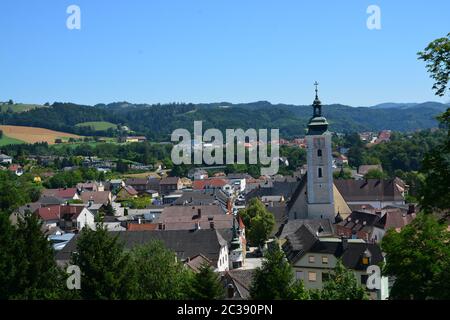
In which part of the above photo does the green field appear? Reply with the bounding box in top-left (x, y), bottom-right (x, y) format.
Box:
top-left (0, 103), bottom-right (45, 113)
top-left (0, 134), bottom-right (25, 146)
top-left (75, 121), bottom-right (117, 131)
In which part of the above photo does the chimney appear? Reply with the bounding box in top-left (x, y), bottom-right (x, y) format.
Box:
top-left (227, 284), bottom-right (235, 299)
top-left (341, 236), bottom-right (348, 250)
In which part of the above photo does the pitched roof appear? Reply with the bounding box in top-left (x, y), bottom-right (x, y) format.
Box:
top-left (80, 191), bottom-right (111, 205)
top-left (186, 254), bottom-right (213, 273)
top-left (374, 209), bottom-right (416, 230)
top-left (160, 177), bottom-right (180, 185)
top-left (222, 269), bottom-right (255, 299)
top-left (125, 178), bottom-right (148, 186)
top-left (337, 211), bottom-right (381, 234)
top-left (42, 188), bottom-right (78, 199)
top-left (156, 205), bottom-right (234, 230)
top-left (56, 229), bottom-right (230, 265)
top-left (283, 226), bottom-right (384, 270)
top-left (278, 218), bottom-right (335, 239)
top-left (334, 179), bottom-right (404, 202)
top-left (35, 205), bottom-right (86, 221)
top-left (172, 190), bottom-right (229, 206)
top-left (192, 178), bottom-right (230, 190)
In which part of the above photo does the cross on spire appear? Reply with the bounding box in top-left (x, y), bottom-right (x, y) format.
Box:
top-left (314, 81), bottom-right (319, 99)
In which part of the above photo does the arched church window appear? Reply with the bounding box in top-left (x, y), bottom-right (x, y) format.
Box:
top-left (317, 149), bottom-right (322, 157)
top-left (318, 167), bottom-right (323, 178)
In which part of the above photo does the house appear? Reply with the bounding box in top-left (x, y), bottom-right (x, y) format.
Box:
top-left (227, 173), bottom-right (250, 192)
top-left (159, 176), bottom-right (182, 195)
top-left (155, 205), bottom-right (235, 231)
top-left (116, 185), bottom-right (139, 201)
top-left (0, 153), bottom-right (13, 164)
top-left (125, 136), bottom-right (147, 143)
top-left (41, 188), bottom-right (80, 201)
top-left (282, 225), bottom-right (389, 300)
top-left (188, 168), bottom-right (209, 180)
top-left (371, 205), bottom-right (417, 243)
top-left (79, 191), bottom-right (112, 206)
top-left (76, 181), bottom-right (104, 192)
top-left (335, 154), bottom-right (348, 166)
top-left (125, 178), bottom-right (150, 193)
top-left (192, 178), bottom-right (233, 196)
top-left (8, 164), bottom-right (23, 176)
top-left (335, 211), bottom-right (382, 242)
top-left (35, 205), bottom-right (95, 232)
top-left (358, 164), bottom-right (383, 176)
top-left (56, 229), bottom-right (232, 271)
top-left (221, 269), bottom-right (255, 300)
top-left (172, 190), bottom-right (230, 213)
top-left (108, 179), bottom-right (125, 192)
top-left (334, 178), bottom-right (406, 209)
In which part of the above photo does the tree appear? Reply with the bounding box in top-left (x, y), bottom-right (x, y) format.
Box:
top-left (8, 99), bottom-right (13, 105)
top-left (0, 212), bottom-right (17, 299)
top-left (71, 224), bottom-right (135, 299)
top-left (381, 213), bottom-right (450, 299)
top-left (190, 263), bottom-right (225, 300)
top-left (11, 211), bottom-right (68, 299)
top-left (419, 109), bottom-right (450, 215)
top-left (239, 198), bottom-right (275, 247)
top-left (333, 168), bottom-right (352, 179)
top-left (418, 32), bottom-right (450, 97)
top-left (129, 241), bottom-right (192, 299)
top-left (250, 243), bottom-right (309, 300)
top-left (364, 169), bottom-right (386, 179)
top-left (314, 260), bottom-right (368, 300)
top-left (116, 159), bottom-right (129, 173)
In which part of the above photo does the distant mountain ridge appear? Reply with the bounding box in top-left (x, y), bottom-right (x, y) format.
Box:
top-left (1, 100), bottom-right (448, 141)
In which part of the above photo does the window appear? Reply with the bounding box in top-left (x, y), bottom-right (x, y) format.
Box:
top-left (308, 255), bottom-right (315, 263)
top-left (295, 271), bottom-right (304, 280)
top-left (308, 272), bottom-right (317, 282)
top-left (361, 274), bottom-right (368, 285)
top-left (317, 149), bottom-right (322, 157)
top-left (322, 256), bottom-right (329, 264)
top-left (318, 167), bottom-right (323, 178)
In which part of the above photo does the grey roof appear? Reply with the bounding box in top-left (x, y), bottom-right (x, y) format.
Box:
top-left (337, 211), bottom-right (381, 233)
top-left (38, 195), bottom-right (65, 206)
top-left (173, 190), bottom-right (229, 207)
top-left (222, 269), bottom-right (255, 300)
top-left (266, 204), bottom-right (288, 237)
top-left (282, 226), bottom-right (384, 270)
top-left (55, 229), bottom-right (231, 266)
top-left (246, 178), bottom-right (301, 202)
top-left (278, 218), bottom-right (335, 239)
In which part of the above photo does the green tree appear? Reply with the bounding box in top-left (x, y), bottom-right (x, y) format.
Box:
top-left (364, 169), bottom-right (387, 179)
top-left (333, 168), bottom-right (352, 180)
top-left (12, 212), bottom-right (67, 299)
top-left (129, 241), bottom-right (192, 299)
top-left (115, 159), bottom-right (129, 173)
top-left (8, 99), bottom-right (13, 105)
top-left (418, 32), bottom-right (450, 96)
top-left (314, 260), bottom-right (368, 300)
top-left (419, 109), bottom-right (450, 215)
top-left (71, 224), bottom-right (135, 299)
top-left (0, 212), bottom-right (17, 299)
top-left (381, 213), bottom-right (450, 299)
top-left (239, 198), bottom-right (275, 247)
top-left (250, 243), bottom-right (309, 300)
top-left (190, 263), bottom-right (225, 300)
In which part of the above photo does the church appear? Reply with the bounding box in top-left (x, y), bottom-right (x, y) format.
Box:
top-left (287, 84), bottom-right (405, 222)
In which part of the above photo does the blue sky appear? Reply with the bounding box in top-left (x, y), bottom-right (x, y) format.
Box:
top-left (0, 0), bottom-right (449, 106)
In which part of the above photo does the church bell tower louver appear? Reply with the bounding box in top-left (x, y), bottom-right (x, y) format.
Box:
top-left (305, 82), bottom-right (335, 220)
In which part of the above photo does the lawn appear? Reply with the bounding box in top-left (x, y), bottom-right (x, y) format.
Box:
top-left (75, 121), bottom-right (117, 131)
top-left (0, 103), bottom-right (45, 113)
top-left (0, 134), bottom-right (25, 146)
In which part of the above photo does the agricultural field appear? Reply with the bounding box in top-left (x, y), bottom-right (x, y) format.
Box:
top-left (0, 134), bottom-right (25, 146)
top-left (0, 103), bottom-right (46, 113)
top-left (75, 121), bottom-right (117, 131)
top-left (0, 125), bottom-right (81, 145)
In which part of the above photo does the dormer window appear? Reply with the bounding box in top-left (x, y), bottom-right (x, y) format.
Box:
top-left (317, 149), bottom-right (322, 157)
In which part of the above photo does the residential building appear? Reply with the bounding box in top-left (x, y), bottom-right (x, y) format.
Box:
top-left (159, 176), bottom-right (182, 195)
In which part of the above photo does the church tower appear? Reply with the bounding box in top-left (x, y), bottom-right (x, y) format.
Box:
top-left (305, 82), bottom-right (335, 220)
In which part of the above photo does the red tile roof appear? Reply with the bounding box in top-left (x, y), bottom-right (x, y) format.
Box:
top-left (35, 205), bottom-right (85, 221)
top-left (193, 178), bottom-right (229, 190)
